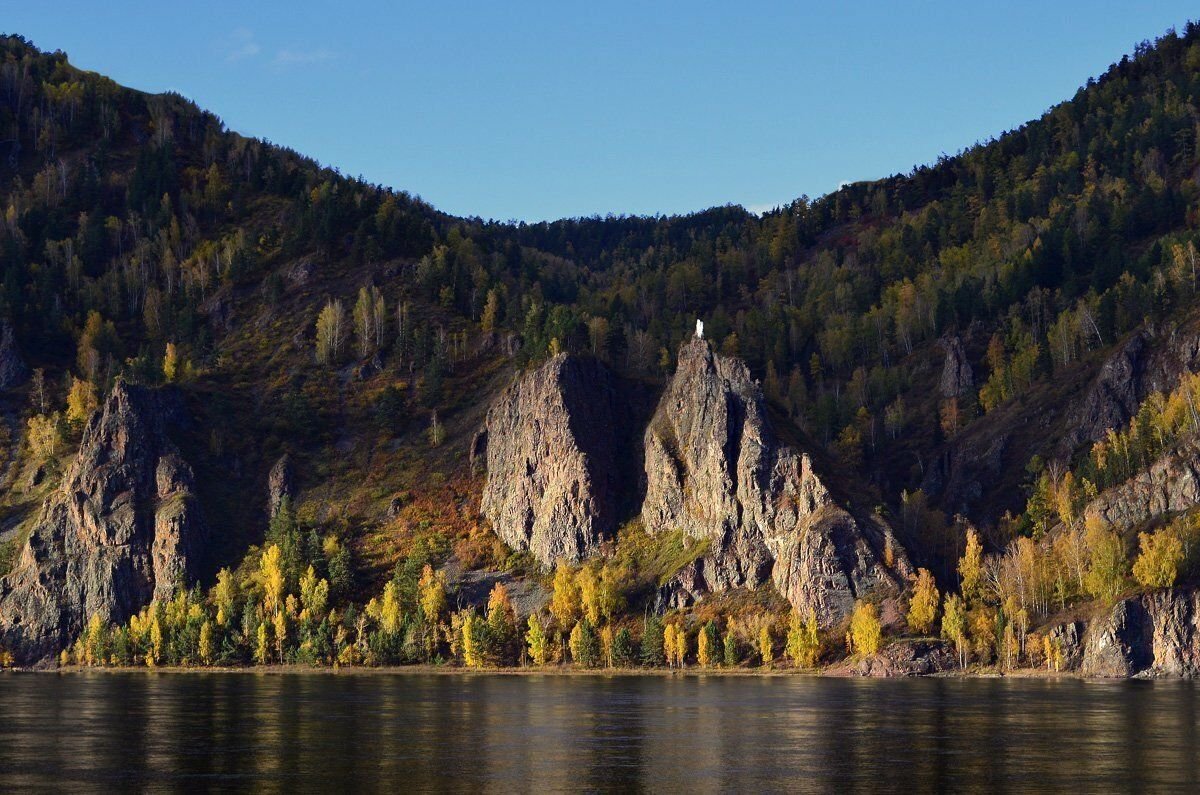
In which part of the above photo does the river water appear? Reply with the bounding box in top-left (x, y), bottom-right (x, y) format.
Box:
top-left (0, 671), bottom-right (1196, 792)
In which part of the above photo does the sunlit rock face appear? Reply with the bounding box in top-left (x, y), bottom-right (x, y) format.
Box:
top-left (0, 382), bottom-right (204, 664)
top-left (642, 338), bottom-right (910, 626)
top-left (480, 354), bottom-right (621, 566)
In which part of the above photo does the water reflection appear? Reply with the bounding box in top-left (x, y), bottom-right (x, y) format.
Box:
top-left (0, 671), bottom-right (1197, 791)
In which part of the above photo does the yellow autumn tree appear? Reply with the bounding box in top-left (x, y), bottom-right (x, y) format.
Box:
top-left (526, 613), bottom-right (549, 666)
top-left (550, 563), bottom-right (580, 631)
top-left (379, 580), bottom-right (403, 635)
top-left (785, 609), bottom-right (822, 667)
top-left (83, 613), bottom-right (105, 666)
top-left (662, 623), bottom-right (688, 668)
top-left (1132, 528), bottom-right (1184, 589)
top-left (672, 624), bottom-right (687, 668)
top-left (577, 564), bottom-right (601, 624)
top-left (958, 528), bottom-right (984, 603)
top-left (907, 568), bottom-right (940, 635)
top-left (199, 620), bottom-right (214, 664)
top-left (600, 625), bottom-right (615, 668)
top-left (663, 622), bottom-right (678, 668)
top-left (1083, 515), bottom-right (1127, 602)
top-left (259, 544), bottom-right (285, 616)
top-left (212, 567), bottom-right (238, 626)
top-left (163, 342), bottom-right (179, 382)
top-left (148, 610), bottom-right (163, 667)
top-left (299, 565), bottom-right (329, 623)
top-left (65, 377), bottom-right (98, 430)
top-left (849, 601), bottom-right (883, 657)
top-left (26, 413), bottom-right (60, 461)
top-left (758, 622), bottom-right (775, 666)
top-left (255, 622), bottom-right (270, 665)
top-left (273, 609), bottom-right (288, 663)
top-left (697, 622), bottom-right (717, 667)
top-left (461, 612), bottom-right (485, 668)
top-left (942, 593), bottom-right (968, 669)
top-left (418, 564), bottom-right (448, 625)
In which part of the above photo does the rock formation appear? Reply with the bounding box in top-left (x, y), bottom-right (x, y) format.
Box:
top-left (938, 335), bottom-right (973, 399)
top-left (1081, 438), bottom-right (1200, 533)
top-left (1063, 324), bottom-right (1200, 455)
top-left (1046, 620), bottom-right (1086, 671)
top-left (268, 453), bottom-right (293, 520)
top-left (853, 639), bottom-right (957, 677)
top-left (642, 338), bottom-right (910, 626)
top-left (1081, 590), bottom-right (1200, 678)
top-left (0, 322), bottom-right (27, 390)
top-left (480, 354), bottom-right (621, 565)
top-left (1061, 333), bottom-right (1147, 454)
top-left (0, 382), bottom-right (204, 664)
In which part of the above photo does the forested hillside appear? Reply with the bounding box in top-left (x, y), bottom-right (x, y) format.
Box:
top-left (4, 24), bottom-right (1200, 674)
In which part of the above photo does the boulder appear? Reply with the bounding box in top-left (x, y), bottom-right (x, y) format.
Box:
top-left (0, 382), bottom-right (205, 664)
top-left (854, 639), bottom-right (957, 677)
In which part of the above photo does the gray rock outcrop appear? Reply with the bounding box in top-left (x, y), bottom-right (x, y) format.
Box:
top-left (268, 453), bottom-right (293, 520)
top-left (0, 382), bottom-right (204, 664)
top-left (1046, 620), bottom-right (1086, 671)
top-left (1083, 437), bottom-right (1200, 533)
top-left (480, 354), bottom-right (620, 565)
top-left (1081, 590), bottom-right (1200, 678)
top-left (1062, 324), bottom-right (1200, 456)
top-left (854, 639), bottom-right (957, 677)
top-left (1061, 333), bottom-right (1146, 454)
top-left (938, 336), bottom-right (973, 399)
top-left (643, 338), bottom-right (910, 626)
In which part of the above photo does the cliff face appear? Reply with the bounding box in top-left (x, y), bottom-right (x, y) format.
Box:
top-left (480, 354), bottom-right (621, 566)
top-left (0, 382), bottom-right (204, 664)
top-left (1082, 438), bottom-right (1200, 532)
top-left (1063, 324), bottom-right (1200, 455)
top-left (643, 338), bottom-right (910, 625)
top-left (1081, 590), bottom-right (1200, 678)
top-left (1059, 432), bottom-right (1200, 677)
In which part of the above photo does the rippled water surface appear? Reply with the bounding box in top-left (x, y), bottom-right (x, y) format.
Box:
top-left (1, 671), bottom-right (1197, 792)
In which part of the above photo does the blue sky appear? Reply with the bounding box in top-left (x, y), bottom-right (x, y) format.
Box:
top-left (6, 2), bottom-right (1197, 221)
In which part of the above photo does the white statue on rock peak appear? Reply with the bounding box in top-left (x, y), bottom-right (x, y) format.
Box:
top-left (695, 318), bottom-right (704, 339)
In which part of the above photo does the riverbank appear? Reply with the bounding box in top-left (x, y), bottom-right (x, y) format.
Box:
top-left (16, 661), bottom-right (1089, 680)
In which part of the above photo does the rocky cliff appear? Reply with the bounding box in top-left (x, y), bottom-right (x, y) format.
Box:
top-left (0, 382), bottom-right (204, 664)
top-left (1080, 438), bottom-right (1200, 533)
top-left (1081, 590), bottom-right (1200, 677)
top-left (480, 354), bottom-right (621, 566)
top-left (1063, 324), bottom-right (1200, 455)
top-left (643, 337), bottom-right (910, 626)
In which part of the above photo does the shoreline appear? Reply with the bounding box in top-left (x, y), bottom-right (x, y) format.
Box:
top-left (8, 662), bottom-right (1098, 680)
